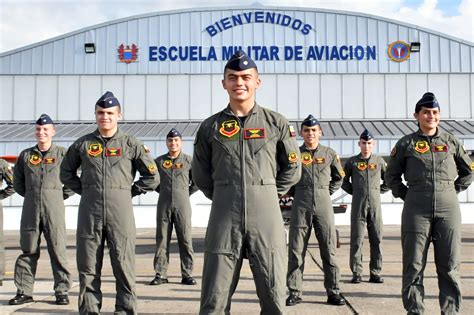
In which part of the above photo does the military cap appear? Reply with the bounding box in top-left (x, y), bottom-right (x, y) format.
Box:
top-left (167, 128), bottom-right (182, 138)
top-left (301, 114), bottom-right (320, 128)
top-left (224, 50), bottom-right (257, 72)
top-left (415, 92), bottom-right (440, 113)
top-left (359, 128), bottom-right (374, 141)
top-left (36, 113), bottom-right (54, 125)
top-left (96, 91), bottom-right (120, 108)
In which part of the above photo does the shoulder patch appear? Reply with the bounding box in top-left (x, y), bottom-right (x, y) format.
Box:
top-left (288, 152), bottom-right (298, 163)
top-left (142, 144), bottom-right (151, 153)
top-left (471, 162), bottom-right (474, 171)
top-left (148, 164), bottom-right (157, 174)
top-left (288, 125), bottom-right (296, 137)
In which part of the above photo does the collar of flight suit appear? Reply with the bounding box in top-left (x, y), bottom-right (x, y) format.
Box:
top-left (302, 144), bottom-right (321, 153)
top-left (356, 153), bottom-right (372, 161)
top-left (92, 128), bottom-right (124, 141)
top-left (166, 151), bottom-right (182, 160)
top-left (33, 143), bottom-right (57, 155)
top-left (223, 102), bottom-right (260, 117)
top-left (416, 127), bottom-right (440, 139)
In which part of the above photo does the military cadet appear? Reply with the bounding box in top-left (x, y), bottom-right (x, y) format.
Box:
top-left (60, 91), bottom-right (159, 315)
top-left (385, 92), bottom-right (472, 314)
top-left (0, 157), bottom-right (15, 286)
top-left (149, 128), bottom-right (198, 286)
top-left (9, 114), bottom-right (73, 305)
top-left (286, 115), bottom-right (346, 307)
top-left (342, 129), bottom-right (390, 284)
top-left (192, 50), bottom-right (301, 314)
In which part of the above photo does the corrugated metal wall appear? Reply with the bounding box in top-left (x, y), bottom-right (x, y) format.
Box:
top-left (1, 73), bottom-right (472, 121)
top-left (1, 7), bottom-right (473, 75)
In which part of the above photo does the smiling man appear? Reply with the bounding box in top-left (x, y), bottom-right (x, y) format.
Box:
top-left (192, 50), bottom-right (301, 314)
top-left (60, 91), bottom-right (159, 314)
top-left (150, 128), bottom-right (198, 286)
top-left (342, 129), bottom-right (390, 285)
top-left (10, 114), bottom-right (73, 306)
top-left (386, 92), bottom-right (473, 314)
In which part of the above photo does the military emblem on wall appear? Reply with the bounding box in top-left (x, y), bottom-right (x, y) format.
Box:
top-left (118, 44), bottom-right (138, 63)
top-left (387, 41), bottom-right (410, 62)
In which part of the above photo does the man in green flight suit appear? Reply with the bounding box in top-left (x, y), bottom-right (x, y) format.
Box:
top-left (149, 128), bottom-right (198, 286)
top-left (0, 157), bottom-right (15, 287)
top-left (9, 114), bottom-right (73, 306)
top-left (385, 92), bottom-right (472, 314)
top-left (286, 115), bottom-right (346, 307)
top-left (342, 129), bottom-right (390, 284)
top-left (192, 50), bottom-right (301, 314)
top-left (60, 92), bottom-right (159, 315)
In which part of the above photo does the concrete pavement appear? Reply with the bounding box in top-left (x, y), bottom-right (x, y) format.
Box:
top-left (1, 225), bottom-right (473, 314)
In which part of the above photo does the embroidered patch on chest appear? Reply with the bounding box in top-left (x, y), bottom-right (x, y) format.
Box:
top-left (432, 144), bottom-right (448, 152)
top-left (414, 141), bottom-right (430, 154)
top-left (106, 148), bottom-right (122, 157)
top-left (219, 120), bottom-right (240, 138)
top-left (357, 162), bottom-right (367, 170)
top-left (244, 128), bottom-right (265, 139)
top-left (29, 155), bottom-right (42, 165)
top-left (301, 152), bottom-right (313, 166)
top-left (314, 157), bottom-right (325, 164)
top-left (44, 157), bottom-right (55, 164)
top-left (88, 143), bottom-right (103, 157)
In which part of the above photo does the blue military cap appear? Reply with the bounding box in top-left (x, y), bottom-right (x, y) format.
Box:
top-left (301, 114), bottom-right (320, 128)
top-left (224, 50), bottom-right (257, 72)
top-left (415, 92), bottom-right (439, 113)
top-left (96, 91), bottom-right (120, 108)
top-left (167, 128), bottom-right (182, 138)
top-left (359, 128), bottom-right (374, 141)
top-left (36, 113), bottom-right (54, 125)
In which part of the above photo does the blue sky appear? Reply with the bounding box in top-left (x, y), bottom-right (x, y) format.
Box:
top-left (0, 0), bottom-right (472, 53)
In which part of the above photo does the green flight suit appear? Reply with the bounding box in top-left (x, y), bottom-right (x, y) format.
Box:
top-left (193, 104), bottom-right (301, 315)
top-left (287, 144), bottom-right (344, 297)
top-left (342, 154), bottom-right (390, 278)
top-left (153, 152), bottom-right (198, 279)
top-left (60, 129), bottom-right (159, 315)
top-left (0, 158), bottom-right (15, 284)
top-left (13, 144), bottom-right (73, 297)
top-left (385, 129), bottom-right (472, 314)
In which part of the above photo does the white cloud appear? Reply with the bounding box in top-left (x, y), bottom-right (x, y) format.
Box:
top-left (0, 0), bottom-right (472, 53)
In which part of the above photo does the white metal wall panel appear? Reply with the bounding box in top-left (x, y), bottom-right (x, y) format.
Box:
top-left (321, 75), bottom-right (342, 119)
top-left (168, 75), bottom-right (190, 119)
top-left (146, 75), bottom-right (168, 120)
top-left (298, 74), bottom-right (320, 118)
top-left (190, 75), bottom-right (212, 119)
top-left (211, 74), bottom-right (228, 113)
top-left (79, 76), bottom-right (101, 120)
top-left (342, 75), bottom-right (363, 118)
top-left (277, 75), bottom-right (298, 119)
top-left (35, 76), bottom-right (58, 119)
top-left (427, 33), bottom-right (438, 72)
top-left (57, 76), bottom-right (80, 120)
top-left (449, 74), bottom-right (471, 118)
top-left (1, 73), bottom-right (473, 121)
top-left (427, 74), bottom-right (450, 115)
top-left (13, 76), bottom-right (35, 120)
top-left (363, 74), bottom-right (385, 118)
top-left (0, 76), bottom-right (13, 120)
top-left (124, 76), bottom-right (146, 120)
top-left (406, 74), bottom-right (428, 112)
top-left (385, 74), bottom-right (407, 118)
top-left (460, 44), bottom-right (471, 72)
top-left (256, 74), bottom-right (277, 111)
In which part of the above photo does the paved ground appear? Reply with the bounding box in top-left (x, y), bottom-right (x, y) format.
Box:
top-left (1, 225), bottom-right (473, 314)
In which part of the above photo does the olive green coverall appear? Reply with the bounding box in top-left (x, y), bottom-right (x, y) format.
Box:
top-left (193, 104), bottom-right (301, 315)
top-left (153, 152), bottom-right (198, 279)
top-left (287, 144), bottom-right (344, 297)
top-left (342, 154), bottom-right (390, 278)
top-left (13, 144), bottom-right (73, 297)
top-left (0, 158), bottom-right (14, 284)
top-left (60, 129), bottom-right (159, 315)
top-left (385, 130), bottom-right (472, 314)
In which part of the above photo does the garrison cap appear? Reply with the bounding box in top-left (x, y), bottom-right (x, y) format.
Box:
top-left (359, 128), bottom-right (374, 141)
top-left (166, 128), bottom-right (182, 139)
top-left (301, 114), bottom-right (320, 128)
top-left (36, 113), bottom-right (54, 125)
top-left (96, 91), bottom-right (120, 108)
top-left (224, 50), bottom-right (257, 72)
top-left (415, 92), bottom-right (439, 113)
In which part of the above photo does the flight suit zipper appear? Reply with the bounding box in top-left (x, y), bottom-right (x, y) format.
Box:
top-left (102, 139), bottom-right (107, 226)
top-left (428, 137), bottom-right (436, 221)
top-left (239, 116), bottom-right (247, 233)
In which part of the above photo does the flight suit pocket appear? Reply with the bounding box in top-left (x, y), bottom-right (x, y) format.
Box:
top-left (20, 228), bottom-right (39, 253)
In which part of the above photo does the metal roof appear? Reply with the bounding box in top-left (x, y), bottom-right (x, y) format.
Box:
top-left (1, 120), bottom-right (472, 142)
